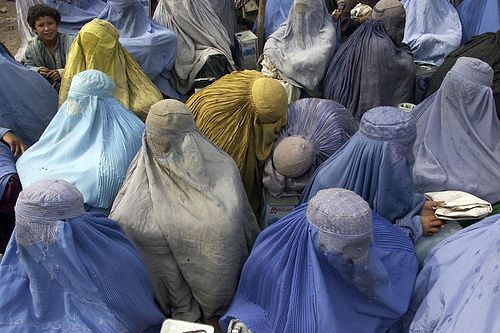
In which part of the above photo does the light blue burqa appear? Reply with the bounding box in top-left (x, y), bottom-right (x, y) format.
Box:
top-left (16, 70), bottom-right (144, 212)
top-left (98, 0), bottom-right (181, 98)
top-left (0, 45), bottom-right (58, 147)
top-left (301, 106), bottom-right (426, 242)
top-left (0, 179), bottom-right (164, 332)
top-left (456, 0), bottom-right (500, 43)
top-left (401, 0), bottom-right (462, 66)
top-left (406, 214), bottom-right (500, 332)
top-left (220, 202), bottom-right (418, 333)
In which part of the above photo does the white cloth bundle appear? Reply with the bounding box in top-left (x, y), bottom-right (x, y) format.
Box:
top-left (425, 190), bottom-right (492, 220)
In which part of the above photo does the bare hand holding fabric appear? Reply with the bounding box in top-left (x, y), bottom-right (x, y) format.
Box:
top-left (421, 200), bottom-right (444, 236)
top-left (2, 131), bottom-right (27, 157)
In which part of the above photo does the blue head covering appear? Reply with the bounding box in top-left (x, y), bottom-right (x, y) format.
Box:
top-left (263, 99), bottom-right (358, 197)
top-left (0, 47), bottom-right (58, 147)
top-left (98, 0), bottom-right (180, 98)
top-left (0, 179), bottom-right (164, 332)
top-left (322, 14), bottom-right (415, 121)
top-left (405, 213), bottom-right (500, 332)
top-left (220, 188), bottom-right (418, 333)
top-left (302, 106), bottom-right (425, 242)
top-left (456, 0), bottom-right (500, 43)
top-left (16, 70), bottom-right (144, 212)
top-left (401, 0), bottom-right (462, 66)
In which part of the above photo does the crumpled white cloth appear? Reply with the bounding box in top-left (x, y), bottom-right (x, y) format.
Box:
top-left (425, 190), bottom-right (493, 220)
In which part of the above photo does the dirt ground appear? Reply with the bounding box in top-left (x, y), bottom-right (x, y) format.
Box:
top-left (0, 0), bottom-right (20, 55)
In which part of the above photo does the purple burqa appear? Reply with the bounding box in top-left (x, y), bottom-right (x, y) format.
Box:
top-left (322, 0), bottom-right (415, 121)
top-left (412, 57), bottom-right (500, 204)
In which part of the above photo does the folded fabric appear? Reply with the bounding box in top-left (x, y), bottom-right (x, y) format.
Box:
top-left (425, 191), bottom-right (493, 220)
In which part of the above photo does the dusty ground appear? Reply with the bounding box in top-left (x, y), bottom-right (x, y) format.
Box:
top-left (0, 0), bottom-right (20, 55)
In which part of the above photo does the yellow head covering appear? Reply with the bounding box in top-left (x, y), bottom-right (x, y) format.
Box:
top-left (187, 70), bottom-right (287, 214)
top-left (59, 19), bottom-right (162, 121)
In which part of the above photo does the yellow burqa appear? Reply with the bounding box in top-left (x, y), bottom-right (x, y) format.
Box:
top-left (59, 19), bottom-right (162, 121)
top-left (187, 70), bottom-right (288, 215)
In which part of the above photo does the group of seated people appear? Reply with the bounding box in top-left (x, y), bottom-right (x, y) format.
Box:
top-left (0, 0), bottom-right (499, 332)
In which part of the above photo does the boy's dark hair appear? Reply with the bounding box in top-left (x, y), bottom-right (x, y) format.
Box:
top-left (27, 4), bottom-right (61, 30)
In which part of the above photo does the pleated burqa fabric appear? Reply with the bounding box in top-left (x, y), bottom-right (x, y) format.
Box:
top-left (401, 0), bottom-right (462, 66)
top-left (110, 99), bottom-right (259, 321)
top-left (17, 70), bottom-right (144, 213)
top-left (302, 106), bottom-right (426, 243)
top-left (412, 57), bottom-right (500, 204)
top-left (59, 19), bottom-right (163, 121)
top-left (0, 46), bottom-right (58, 147)
top-left (209, 0), bottom-right (238, 46)
top-left (455, 0), bottom-right (500, 43)
top-left (153, 0), bottom-right (235, 94)
top-left (186, 70), bottom-right (288, 215)
top-left (98, 0), bottom-right (179, 98)
top-left (322, 15), bottom-right (415, 121)
top-left (425, 31), bottom-right (500, 118)
top-left (263, 98), bottom-right (357, 198)
top-left (0, 179), bottom-right (164, 333)
top-left (404, 214), bottom-right (500, 332)
top-left (220, 190), bottom-right (418, 333)
top-left (262, 0), bottom-right (336, 92)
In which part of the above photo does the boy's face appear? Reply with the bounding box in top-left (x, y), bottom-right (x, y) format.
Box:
top-left (34, 16), bottom-right (58, 43)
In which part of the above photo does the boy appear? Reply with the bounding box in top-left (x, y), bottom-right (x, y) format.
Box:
top-left (24, 4), bottom-right (73, 90)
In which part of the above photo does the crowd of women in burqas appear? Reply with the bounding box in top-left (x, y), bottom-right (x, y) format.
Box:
top-left (0, 0), bottom-right (499, 332)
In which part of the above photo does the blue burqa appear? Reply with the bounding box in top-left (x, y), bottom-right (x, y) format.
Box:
top-left (261, 0), bottom-right (294, 40)
top-left (98, 0), bottom-right (181, 98)
top-left (220, 204), bottom-right (418, 333)
top-left (405, 214), bottom-right (500, 332)
top-left (401, 0), bottom-right (462, 66)
top-left (302, 106), bottom-right (426, 242)
top-left (322, 19), bottom-right (415, 121)
top-left (0, 179), bottom-right (164, 332)
top-left (44, 0), bottom-right (108, 35)
top-left (412, 57), bottom-right (500, 204)
top-left (456, 0), bottom-right (500, 43)
top-left (16, 70), bottom-right (144, 212)
top-left (0, 46), bottom-right (58, 147)
top-left (0, 143), bottom-right (17, 200)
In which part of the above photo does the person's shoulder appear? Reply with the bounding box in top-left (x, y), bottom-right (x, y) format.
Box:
top-left (372, 211), bottom-right (415, 253)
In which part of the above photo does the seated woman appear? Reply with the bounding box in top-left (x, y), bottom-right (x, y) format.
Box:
top-left (220, 188), bottom-right (418, 333)
top-left (98, 0), bottom-right (180, 99)
top-left (412, 57), bottom-right (500, 205)
top-left (0, 42), bottom-right (58, 147)
top-left (405, 213), bottom-right (500, 332)
top-left (0, 179), bottom-right (164, 332)
top-left (302, 106), bottom-right (441, 243)
top-left (186, 70), bottom-right (288, 215)
top-left (17, 70), bottom-right (144, 214)
top-left (60, 19), bottom-right (163, 121)
top-left (454, 0), bottom-right (500, 43)
top-left (263, 98), bottom-right (357, 198)
top-left (24, 4), bottom-right (74, 90)
top-left (322, 0), bottom-right (415, 121)
top-left (425, 30), bottom-right (500, 118)
top-left (110, 99), bottom-right (259, 322)
top-left (401, 0), bottom-right (462, 66)
top-left (261, 0), bottom-right (337, 93)
top-left (0, 135), bottom-right (22, 254)
top-left (153, 0), bottom-right (235, 95)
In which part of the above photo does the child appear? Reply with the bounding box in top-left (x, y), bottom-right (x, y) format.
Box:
top-left (24, 4), bottom-right (73, 90)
